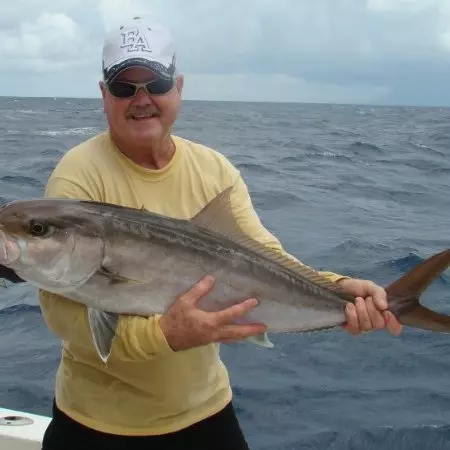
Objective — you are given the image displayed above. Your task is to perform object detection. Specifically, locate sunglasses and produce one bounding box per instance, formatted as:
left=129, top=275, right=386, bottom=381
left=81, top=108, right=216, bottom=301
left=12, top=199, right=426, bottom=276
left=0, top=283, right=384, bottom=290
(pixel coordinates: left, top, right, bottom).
left=106, top=78, right=175, bottom=98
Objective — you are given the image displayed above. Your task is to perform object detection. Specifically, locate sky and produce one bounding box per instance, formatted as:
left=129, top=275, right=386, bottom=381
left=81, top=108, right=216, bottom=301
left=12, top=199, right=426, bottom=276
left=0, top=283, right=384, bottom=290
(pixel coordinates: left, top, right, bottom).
left=1, top=0, right=450, bottom=106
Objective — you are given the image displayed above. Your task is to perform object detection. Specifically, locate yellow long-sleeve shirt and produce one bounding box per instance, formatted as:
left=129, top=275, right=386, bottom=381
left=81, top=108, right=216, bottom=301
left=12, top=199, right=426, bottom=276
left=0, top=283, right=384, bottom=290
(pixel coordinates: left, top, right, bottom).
left=39, top=131, right=346, bottom=436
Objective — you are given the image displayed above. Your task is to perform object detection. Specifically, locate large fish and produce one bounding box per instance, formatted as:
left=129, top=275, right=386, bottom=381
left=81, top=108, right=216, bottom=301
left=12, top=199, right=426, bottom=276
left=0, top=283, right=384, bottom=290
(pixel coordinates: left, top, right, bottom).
left=0, top=187, right=449, bottom=362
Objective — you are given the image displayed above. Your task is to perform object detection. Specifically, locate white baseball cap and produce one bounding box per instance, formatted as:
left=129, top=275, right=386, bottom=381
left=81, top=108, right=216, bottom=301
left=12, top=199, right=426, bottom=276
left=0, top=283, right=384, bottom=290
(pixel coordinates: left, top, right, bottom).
left=102, top=17, right=177, bottom=84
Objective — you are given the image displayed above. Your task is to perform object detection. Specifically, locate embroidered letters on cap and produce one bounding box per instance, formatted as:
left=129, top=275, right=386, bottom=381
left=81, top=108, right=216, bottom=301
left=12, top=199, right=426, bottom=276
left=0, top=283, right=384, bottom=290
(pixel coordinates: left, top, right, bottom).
left=120, top=28, right=152, bottom=53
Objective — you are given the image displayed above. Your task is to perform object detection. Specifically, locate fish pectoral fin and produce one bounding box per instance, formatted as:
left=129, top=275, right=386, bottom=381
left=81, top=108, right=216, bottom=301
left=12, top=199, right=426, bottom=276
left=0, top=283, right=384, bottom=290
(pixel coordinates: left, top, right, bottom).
left=87, top=308, right=119, bottom=363
left=98, top=265, right=139, bottom=285
left=246, top=332, right=275, bottom=348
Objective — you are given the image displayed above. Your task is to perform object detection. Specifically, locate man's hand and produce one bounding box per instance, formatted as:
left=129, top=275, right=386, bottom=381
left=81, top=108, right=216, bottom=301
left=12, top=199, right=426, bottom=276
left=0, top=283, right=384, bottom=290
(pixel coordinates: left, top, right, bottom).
left=159, top=275, right=268, bottom=351
left=337, top=278, right=403, bottom=336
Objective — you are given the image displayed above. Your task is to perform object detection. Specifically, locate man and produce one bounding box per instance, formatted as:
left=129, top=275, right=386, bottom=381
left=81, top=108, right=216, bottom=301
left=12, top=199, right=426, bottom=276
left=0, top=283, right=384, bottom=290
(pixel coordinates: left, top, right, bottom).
left=39, top=17, right=402, bottom=450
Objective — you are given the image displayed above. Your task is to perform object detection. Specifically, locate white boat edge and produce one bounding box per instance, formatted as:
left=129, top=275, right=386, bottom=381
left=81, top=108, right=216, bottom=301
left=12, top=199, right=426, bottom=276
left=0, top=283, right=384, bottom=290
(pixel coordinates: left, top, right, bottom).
left=0, top=407, right=50, bottom=450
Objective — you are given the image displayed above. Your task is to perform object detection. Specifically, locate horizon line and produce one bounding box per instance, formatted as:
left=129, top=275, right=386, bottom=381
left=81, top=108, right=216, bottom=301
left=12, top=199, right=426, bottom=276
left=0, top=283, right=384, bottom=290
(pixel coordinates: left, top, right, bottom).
left=1, top=95, right=449, bottom=110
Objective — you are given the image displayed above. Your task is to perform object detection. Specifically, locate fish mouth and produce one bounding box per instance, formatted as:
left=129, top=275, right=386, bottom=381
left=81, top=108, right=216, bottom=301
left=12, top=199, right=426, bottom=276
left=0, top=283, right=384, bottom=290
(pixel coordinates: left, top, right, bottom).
left=0, top=229, right=20, bottom=265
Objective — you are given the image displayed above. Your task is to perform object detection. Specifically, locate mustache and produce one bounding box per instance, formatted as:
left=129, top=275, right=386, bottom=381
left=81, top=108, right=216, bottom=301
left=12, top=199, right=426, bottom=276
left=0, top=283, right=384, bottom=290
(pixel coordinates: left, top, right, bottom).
left=125, top=106, right=160, bottom=118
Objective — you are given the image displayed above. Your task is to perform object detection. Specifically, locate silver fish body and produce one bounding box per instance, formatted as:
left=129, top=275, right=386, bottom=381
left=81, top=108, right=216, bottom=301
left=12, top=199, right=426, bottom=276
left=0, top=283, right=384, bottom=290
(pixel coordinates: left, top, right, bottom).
left=0, top=187, right=449, bottom=362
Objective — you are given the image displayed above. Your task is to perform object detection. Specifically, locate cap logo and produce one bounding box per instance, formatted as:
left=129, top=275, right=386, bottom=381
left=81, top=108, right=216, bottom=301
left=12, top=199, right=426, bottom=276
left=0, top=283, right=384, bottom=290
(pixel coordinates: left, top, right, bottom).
left=120, top=28, right=152, bottom=53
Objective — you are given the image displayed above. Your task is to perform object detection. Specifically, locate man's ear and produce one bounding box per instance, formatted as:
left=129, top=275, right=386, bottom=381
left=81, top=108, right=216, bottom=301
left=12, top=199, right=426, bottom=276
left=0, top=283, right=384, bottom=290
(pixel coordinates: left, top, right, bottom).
left=99, top=81, right=108, bottom=112
left=176, top=74, right=184, bottom=94
left=99, top=81, right=107, bottom=99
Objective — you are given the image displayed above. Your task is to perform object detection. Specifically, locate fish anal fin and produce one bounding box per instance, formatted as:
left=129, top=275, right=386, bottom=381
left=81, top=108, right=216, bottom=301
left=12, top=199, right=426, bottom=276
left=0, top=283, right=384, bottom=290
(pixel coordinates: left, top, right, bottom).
left=246, top=332, right=275, bottom=348
left=191, top=186, right=351, bottom=297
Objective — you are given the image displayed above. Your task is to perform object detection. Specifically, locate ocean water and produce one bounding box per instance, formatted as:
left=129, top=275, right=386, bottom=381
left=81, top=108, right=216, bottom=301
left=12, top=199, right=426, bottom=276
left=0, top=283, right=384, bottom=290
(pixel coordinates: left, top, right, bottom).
left=0, top=97, right=449, bottom=449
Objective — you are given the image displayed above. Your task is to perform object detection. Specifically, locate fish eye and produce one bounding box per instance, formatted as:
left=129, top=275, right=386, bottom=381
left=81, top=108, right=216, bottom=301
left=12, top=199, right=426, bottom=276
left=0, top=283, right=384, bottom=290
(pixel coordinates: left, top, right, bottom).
left=29, top=220, right=49, bottom=237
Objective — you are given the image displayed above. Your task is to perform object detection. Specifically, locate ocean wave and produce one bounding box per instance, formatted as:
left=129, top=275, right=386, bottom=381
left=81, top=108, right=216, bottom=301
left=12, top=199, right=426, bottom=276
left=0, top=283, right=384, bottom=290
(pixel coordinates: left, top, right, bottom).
left=305, top=240, right=448, bottom=282
left=255, top=421, right=450, bottom=449
left=327, top=423, right=450, bottom=450
left=1, top=109, right=48, bottom=117
left=40, top=148, right=63, bottom=157
left=15, top=109, right=48, bottom=115
left=255, top=424, right=450, bottom=450
left=305, top=150, right=347, bottom=159
left=319, top=243, right=448, bottom=283
left=319, top=239, right=395, bottom=254
left=429, top=167, right=450, bottom=175
left=34, top=127, right=99, bottom=137
left=251, top=190, right=306, bottom=211
left=380, top=253, right=449, bottom=284
left=329, top=129, right=361, bottom=138
left=349, top=141, right=384, bottom=153
left=236, top=162, right=281, bottom=175
left=382, top=252, right=423, bottom=270
left=428, top=132, right=450, bottom=143
left=263, top=138, right=305, bottom=150
left=0, top=384, right=54, bottom=418
left=303, top=239, right=401, bottom=277
left=0, top=175, right=43, bottom=189
left=0, top=304, right=41, bottom=315
left=327, top=183, right=432, bottom=205
left=278, top=150, right=352, bottom=165
left=403, top=158, right=445, bottom=172
left=408, top=141, right=445, bottom=156
left=278, top=153, right=348, bottom=164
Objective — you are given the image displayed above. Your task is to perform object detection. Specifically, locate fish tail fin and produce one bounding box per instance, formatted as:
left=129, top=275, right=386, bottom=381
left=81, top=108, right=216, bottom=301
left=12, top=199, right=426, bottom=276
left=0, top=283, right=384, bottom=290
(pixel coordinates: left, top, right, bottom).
left=386, top=249, right=450, bottom=332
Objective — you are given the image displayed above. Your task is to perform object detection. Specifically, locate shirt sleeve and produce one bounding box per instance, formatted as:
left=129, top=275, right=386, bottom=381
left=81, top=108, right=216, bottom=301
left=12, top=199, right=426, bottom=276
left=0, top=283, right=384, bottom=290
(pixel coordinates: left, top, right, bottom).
left=39, top=174, right=174, bottom=362
left=229, top=174, right=349, bottom=283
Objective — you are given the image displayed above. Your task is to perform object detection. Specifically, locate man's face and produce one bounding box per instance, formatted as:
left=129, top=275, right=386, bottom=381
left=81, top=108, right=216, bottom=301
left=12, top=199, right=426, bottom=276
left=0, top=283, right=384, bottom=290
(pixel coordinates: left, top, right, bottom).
left=100, top=67, right=184, bottom=145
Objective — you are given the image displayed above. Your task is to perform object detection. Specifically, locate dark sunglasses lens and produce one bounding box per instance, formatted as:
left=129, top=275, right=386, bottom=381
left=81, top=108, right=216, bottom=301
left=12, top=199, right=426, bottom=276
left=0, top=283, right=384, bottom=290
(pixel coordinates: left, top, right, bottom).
left=108, top=82, right=136, bottom=98
left=147, top=78, right=174, bottom=95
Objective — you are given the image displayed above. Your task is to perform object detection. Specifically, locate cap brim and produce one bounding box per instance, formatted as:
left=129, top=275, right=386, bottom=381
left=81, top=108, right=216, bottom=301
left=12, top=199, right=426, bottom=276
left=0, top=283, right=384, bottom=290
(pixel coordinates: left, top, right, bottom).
left=103, top=58, right=174, bottom=83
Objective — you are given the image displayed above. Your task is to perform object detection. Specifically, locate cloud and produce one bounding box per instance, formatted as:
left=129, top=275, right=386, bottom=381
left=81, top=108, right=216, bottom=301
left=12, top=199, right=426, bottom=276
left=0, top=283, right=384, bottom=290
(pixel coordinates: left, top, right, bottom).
left=183, top=73, right=389, bottom=105
left=96, top=0, right=155, bottom=31
left=0, top=0, right=449, bottom=105
left=0, top=1, right=93, bottom=30
left=367, top=0, right=438, bottom=13
left=0, top=12, right=91, bottom=72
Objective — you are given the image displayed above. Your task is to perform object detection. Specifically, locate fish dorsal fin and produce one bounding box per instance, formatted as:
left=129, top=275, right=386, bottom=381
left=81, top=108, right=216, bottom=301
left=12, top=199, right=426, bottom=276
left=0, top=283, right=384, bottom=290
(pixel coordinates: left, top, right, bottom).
left=191, top=186, right=350, bottom=297
left=191, top=186, right=244, bottom=239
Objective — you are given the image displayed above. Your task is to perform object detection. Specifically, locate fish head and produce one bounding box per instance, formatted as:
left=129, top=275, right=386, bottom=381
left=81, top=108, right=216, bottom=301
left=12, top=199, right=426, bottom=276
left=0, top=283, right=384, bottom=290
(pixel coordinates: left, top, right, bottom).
left=0, top=198, right=105, bottom=291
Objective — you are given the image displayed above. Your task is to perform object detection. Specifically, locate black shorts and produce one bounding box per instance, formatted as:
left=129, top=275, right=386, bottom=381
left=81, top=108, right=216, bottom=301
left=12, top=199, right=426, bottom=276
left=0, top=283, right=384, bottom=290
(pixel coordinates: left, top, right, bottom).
left=41, top=399, right=250, bottom=450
